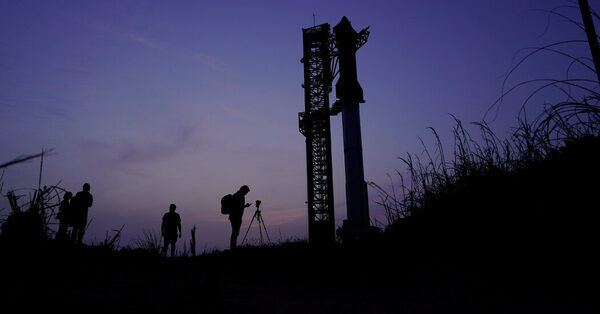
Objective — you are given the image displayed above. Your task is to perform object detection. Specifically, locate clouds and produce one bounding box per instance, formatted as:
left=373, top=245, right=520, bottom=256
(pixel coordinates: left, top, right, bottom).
left=80, top=124, right=202, bottom=166
left=195, top=53, right=227, bottom=72
left=263, top=207, right=306, bottom=226
left=0, top=97, right=73, bottom=121
left=57, top=66, right=93, bottom=79
left=0, top=100, right=17, bottom=111
left=114, top=127, right=196, bottom=165
left=123, top=31, right=160, bottom=49
left=120, top=28, right=227, bottom=73
left=219, top=103, right=253, bottom=121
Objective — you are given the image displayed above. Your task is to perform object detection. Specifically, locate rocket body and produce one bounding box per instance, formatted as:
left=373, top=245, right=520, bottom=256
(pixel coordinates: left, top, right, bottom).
left=334, top=17, right=370, bottom=231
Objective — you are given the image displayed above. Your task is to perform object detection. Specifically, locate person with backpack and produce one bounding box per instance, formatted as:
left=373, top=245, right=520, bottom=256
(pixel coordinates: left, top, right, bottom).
left=161, top=203, right=181, bottom=257
left=222, top=185, right=251, bottom=250
left=71, top=183, right=93, bottom=244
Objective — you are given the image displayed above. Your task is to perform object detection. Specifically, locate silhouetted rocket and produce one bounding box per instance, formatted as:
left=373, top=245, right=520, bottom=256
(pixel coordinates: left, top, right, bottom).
left=333, top=16, right=370, bottom=232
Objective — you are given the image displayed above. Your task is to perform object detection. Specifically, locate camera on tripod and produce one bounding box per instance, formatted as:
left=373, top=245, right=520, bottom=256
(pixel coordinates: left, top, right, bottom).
left=242, top=199, right=270, bottom=245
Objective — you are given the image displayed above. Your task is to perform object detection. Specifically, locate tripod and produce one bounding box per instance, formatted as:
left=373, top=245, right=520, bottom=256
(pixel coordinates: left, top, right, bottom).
left=241, top=200, right=271, bottom=245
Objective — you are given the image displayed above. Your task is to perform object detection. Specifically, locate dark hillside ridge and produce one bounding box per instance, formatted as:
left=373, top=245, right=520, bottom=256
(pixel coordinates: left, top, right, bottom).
left=386, top=134, right=599, bottom=252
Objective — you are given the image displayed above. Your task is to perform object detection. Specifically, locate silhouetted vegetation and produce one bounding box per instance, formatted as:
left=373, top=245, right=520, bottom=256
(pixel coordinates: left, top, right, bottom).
left=371, top=3, right=600, bottom=259
left=364, top=8, right=600, bottom=311
left=134, top=228, right=163, bottom=255
left=383, top=100, right=596, bottom=264
left=0, top=183, right=65, bottom=247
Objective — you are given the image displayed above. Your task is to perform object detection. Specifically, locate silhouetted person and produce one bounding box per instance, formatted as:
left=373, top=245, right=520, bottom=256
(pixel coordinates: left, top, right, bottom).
left=161, top=204, right=181, bottom=257
left=229, top=185, right=251, bottom=250
left=56, top=191, right=72, bottom=241
left=71, top=183, right=93, bottom=244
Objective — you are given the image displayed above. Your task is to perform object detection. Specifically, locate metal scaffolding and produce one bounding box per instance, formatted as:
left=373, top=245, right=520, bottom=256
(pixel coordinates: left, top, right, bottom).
left=299, top=17, right=370, bottom=244
left=299, top=23, right=336, bottom=244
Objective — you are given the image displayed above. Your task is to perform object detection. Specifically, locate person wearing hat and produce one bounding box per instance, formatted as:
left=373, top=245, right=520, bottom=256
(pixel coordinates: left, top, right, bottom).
left=229, top=185, right=251, bottom=249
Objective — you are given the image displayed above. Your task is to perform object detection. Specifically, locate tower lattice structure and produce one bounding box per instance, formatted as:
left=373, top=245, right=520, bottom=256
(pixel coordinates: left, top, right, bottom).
left=299, top=23, right=336, bottom=244
left=299, top=18, right=370, bottom=244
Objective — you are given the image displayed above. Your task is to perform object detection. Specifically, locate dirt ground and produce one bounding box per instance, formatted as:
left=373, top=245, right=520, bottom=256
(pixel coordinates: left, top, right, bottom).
left=0, top=241, right=595, bottom=314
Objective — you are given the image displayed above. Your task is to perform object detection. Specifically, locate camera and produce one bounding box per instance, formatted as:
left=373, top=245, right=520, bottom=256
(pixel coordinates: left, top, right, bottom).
left=255, top=200, right=262, bottom=207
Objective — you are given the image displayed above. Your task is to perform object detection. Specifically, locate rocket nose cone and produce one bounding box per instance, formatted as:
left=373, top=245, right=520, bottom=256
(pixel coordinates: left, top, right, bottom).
left=338, top=16, right=351, bottom=27
left=334, top=16, right=354, bottom=33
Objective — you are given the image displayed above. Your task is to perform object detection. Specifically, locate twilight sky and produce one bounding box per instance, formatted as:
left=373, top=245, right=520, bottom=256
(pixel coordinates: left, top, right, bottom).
left=1, top=0, right=597, bottom=250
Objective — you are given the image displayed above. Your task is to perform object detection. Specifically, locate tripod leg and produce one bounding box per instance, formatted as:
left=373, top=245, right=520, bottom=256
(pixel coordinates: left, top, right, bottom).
left=258, top=215, right=271, bottom=243
left=242, top=211, right=258, bottom=245
left=258, top=217, right=263, bottom=245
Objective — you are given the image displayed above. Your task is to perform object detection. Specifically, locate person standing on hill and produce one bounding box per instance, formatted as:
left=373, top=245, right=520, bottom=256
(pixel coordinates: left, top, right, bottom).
left=229, top=185, right=251, bottom=250
left=56, top=191, right=72, bottom=241
left=71, top=183, right=93, bottom=244
left=161, top=203, right=181, bottom=257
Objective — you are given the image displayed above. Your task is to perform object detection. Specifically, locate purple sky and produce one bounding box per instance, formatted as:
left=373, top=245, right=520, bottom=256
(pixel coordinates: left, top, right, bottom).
left=1, top=0, right=597, bottom=251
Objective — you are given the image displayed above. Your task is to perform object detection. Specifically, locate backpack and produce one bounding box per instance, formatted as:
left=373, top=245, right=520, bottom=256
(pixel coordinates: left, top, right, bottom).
left=221, top=194, right=235, bottom=215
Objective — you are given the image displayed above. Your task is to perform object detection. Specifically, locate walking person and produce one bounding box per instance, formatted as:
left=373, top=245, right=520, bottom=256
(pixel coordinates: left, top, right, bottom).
left=71, top=183, right=93, bottom=244
left=228, top=185, right=251, bottom=250
left=161, top=204, right=181, bottom=257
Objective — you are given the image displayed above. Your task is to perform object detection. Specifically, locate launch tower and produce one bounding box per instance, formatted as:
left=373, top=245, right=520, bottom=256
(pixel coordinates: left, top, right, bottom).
left=299, top=17, right=370, bottom=244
